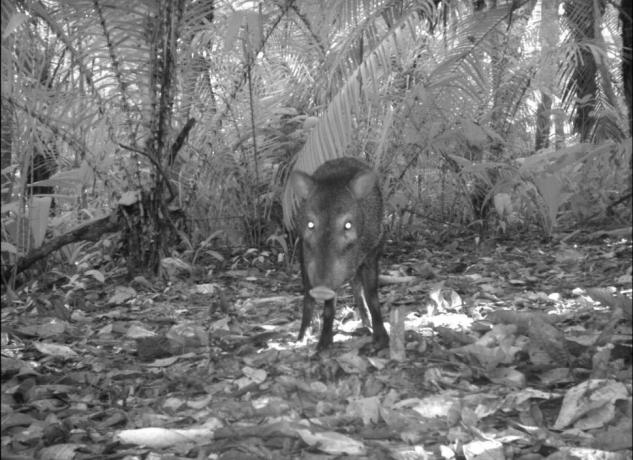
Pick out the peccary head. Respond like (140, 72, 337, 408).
(290, 157, 383, 302)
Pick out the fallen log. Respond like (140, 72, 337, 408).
(3, 213, 120, 282)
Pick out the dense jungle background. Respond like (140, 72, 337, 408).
(1, 0, 631, 459)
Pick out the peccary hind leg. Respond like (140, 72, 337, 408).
(352, 276, 371, 329)
(298, 294, 316, 341)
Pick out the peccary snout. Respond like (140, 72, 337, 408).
(309, 286, 336, 301)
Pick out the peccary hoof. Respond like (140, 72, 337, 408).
(373, 333, 390, 350)
(316, 331, 334, 351)
(359, 334, 389, 355)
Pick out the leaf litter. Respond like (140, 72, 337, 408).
(1, 231, 631, 459)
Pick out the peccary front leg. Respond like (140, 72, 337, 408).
(317, 297, 336, 350)
(359, 256, 389, 349)
(298, 243, 317, 342)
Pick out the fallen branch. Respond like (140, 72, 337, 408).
(3, 213, 120, 282)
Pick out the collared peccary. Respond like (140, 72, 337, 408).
(289, 157, 389, 351)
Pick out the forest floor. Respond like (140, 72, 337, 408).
(1, 226, 632, 459)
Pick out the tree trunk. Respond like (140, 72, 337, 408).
(536, 0, 559, 151)
(123, 0, 186, 275)
(1, 2, 15, 204)
(621, 2, 632, 190)
(554, 111, 565, 150)
(564, 0, 603, 142)
(535, 93, 552, 150)
(622, 4, 632, 137)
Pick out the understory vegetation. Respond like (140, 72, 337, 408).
(1, 1, 631, 459)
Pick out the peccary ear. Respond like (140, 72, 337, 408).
(349, 170, 377, 199)
(290, 170, 314, 199)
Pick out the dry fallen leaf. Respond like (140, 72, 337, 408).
(553, 379, 629, 430)
(294, 428, 366, 455)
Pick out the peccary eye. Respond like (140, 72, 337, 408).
(344, 221, 352, 230)
(307, 221, 315, 230)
